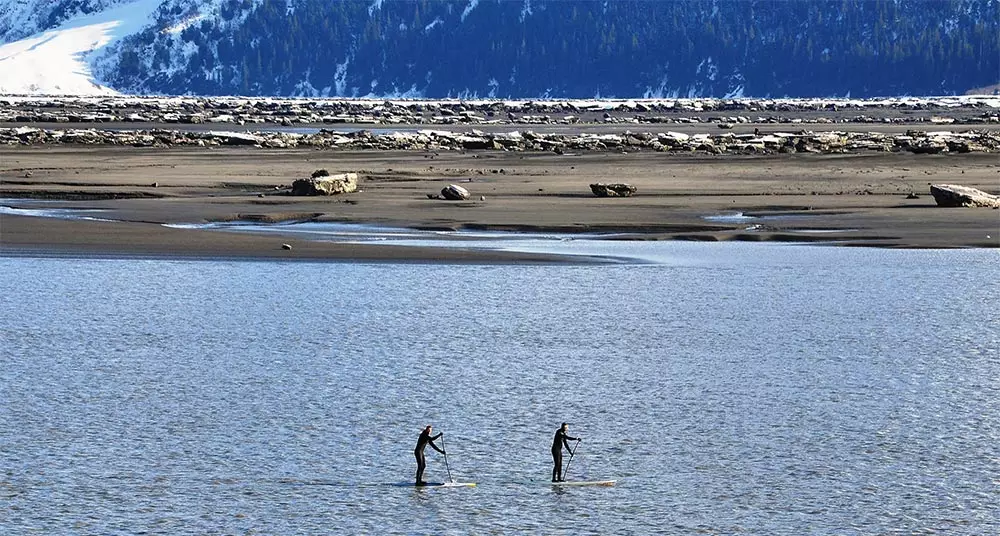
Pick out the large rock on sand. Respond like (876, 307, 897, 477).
(441, 184, 471, 200)
(929, 184, 1000, 208)
(590, 183, 637, 197)
(291, 172, 358, 195)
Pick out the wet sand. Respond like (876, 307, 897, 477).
(2, 143, 999, 261)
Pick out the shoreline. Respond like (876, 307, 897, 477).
(0, 214, 598, 264)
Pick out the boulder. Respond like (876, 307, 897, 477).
(590, 183, 637, 197)
(929, 184, 1000, 208)
(440, 184, 471, 200)
(908, 140, 948, 154)
(291, 172, 358, 196)
(456, 136, 496, 150)
(208, 131, 261, 146)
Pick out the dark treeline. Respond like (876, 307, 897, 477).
(103, 0, 1000, 97)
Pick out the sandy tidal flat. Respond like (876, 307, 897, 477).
(1, 144, 998, 260)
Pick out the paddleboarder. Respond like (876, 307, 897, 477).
(414, 425, 446, 486)
(551, 422, 579, 482)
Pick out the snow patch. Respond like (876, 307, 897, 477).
(293, 78, 320, 98)
(333, 55, 350, 96)
(696, 57, 718, 82)
(161, 14, 205, 35)
(424, 17, 443, 32)
(642, 72, 681, 100)
(723, 85, 745, 99)
(461, 0, 479, 22)
(364, 84, 424, 99)
(520, 0, 533, 22)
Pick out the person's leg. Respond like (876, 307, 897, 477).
(552, 450, 562, 482)
(415, 451, 426, 484)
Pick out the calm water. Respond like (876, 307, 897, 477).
(1, 243, 998, 535)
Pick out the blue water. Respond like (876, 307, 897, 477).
(1, 244, 998, 535)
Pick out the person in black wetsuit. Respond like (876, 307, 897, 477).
(414, 425, 445, 485)
(551, 422, 579, 482)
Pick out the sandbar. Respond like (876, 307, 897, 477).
(2, 139, 998, 262)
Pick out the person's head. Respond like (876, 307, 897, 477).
(425, 425, 432, 433)
(561, 422, 568, 431)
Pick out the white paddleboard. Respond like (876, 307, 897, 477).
(394, 482, 476, 488)
(551, 480, 617, 487)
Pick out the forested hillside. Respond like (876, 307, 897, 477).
(68, 0, 1000, 97)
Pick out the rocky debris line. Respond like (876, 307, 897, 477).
(291, 172, 358, 195)
(2, 127, 999, 155)
(929, 184, 1000, 208)
(590, 183, 638, 197)
(1, 97, 998, 127)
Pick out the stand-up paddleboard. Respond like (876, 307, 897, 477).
(392, 482, 476, 488)
(551, 480, 617, 487)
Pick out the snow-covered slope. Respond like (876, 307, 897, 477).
(0, 0, 148, 43)
(0, 0, 160, 95)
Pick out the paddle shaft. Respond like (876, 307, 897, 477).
(441, 434, 454, 483)
(563, 439, 581, 480)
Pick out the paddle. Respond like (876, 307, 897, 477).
(440, 433, 455, 483)
(563, 439, 581, 481)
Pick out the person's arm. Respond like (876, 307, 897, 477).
(430, 433, 445, 454)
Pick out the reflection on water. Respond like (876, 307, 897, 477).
(164, 219, 863, 263)
(165, 220, 648, 262)
(703, 212, 857, 234)
(0, 200, 112, 222)
(1, 246, 998, 534)
(1, 198, 863, 256)
(703, 211, 759, 223)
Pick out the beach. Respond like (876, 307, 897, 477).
(2, 124, 999, 260)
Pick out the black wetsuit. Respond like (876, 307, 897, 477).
(414, 429, 444, 485)
(551, 428, 579, 482)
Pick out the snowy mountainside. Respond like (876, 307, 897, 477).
(0, 0, 164, 94)
(0, 0, 138, 42)
(0, 0, 258, 95)
(91, 0, 262, 89)
(1, 0, 998, 98)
